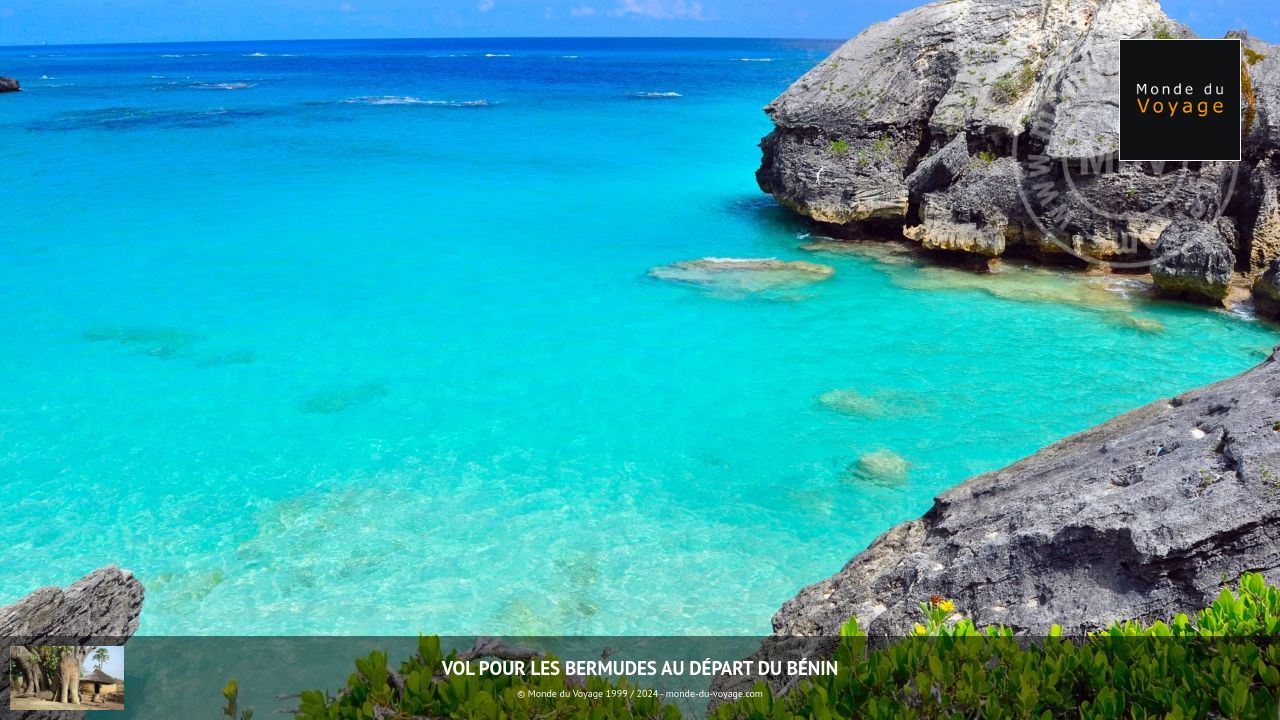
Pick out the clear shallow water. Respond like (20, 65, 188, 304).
(0, 38, 1275, 636)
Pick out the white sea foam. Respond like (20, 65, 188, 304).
(736, 57, 774, 62)
(700, 256, 779, 263)
(244, 52, 270, 57)
(342, 96, 492, 107)
(196, 82, 255, 90)
(484, 53, 512, 57)
(628, 91, 682, 98)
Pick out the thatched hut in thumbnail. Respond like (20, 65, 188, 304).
(78, 668, 122, 700)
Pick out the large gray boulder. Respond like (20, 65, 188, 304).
(711, 347, 1280, 704)
(1150, 221, 1238, 303)
(756, 0, 1280, 299)
(1, 567, 144, 720)
(1254, 258, 1280, 317)
(773, 346, 1280, 637)
(0, 77, 18, 93)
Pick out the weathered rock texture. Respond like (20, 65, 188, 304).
(756, 0, 1280, 311)
(1255, 258, 1280, 316)
(1, 567, 144, 720)
(785, 347, 1280, 636)
(713, 347, 1280, 703)
(0, 77, 18, 93)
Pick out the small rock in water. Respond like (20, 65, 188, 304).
(848, 449, 910, 486)
(300, 382, 389, 414)
(648, 257, 835, 295)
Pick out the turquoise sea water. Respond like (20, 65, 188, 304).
(0, 38, 1275, 636)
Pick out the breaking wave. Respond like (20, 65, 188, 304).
(341, 96, 493, 107)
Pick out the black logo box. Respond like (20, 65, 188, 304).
(1119, 38, 1241, 162)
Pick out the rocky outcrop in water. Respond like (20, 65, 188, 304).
(713, 345, 1280, 702)
(0, 77, 18, 93)
(772, 345, 1280, 637)
(1, 567, 144, 720)
(755, 0, 1280, 311)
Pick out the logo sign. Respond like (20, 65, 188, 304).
(1119, 38, 1241, 162)
(1013, 37, 1244, 268)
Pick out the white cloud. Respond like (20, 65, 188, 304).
(607, 0, 704, 20)
(476, 0, 495, 11)
(570, 5, 597, 16)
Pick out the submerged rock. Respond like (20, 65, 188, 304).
(648, 258, 835, 294)
(817, 388, 934, 418)
(300, 382, 389, 414)
(82, 325, 205, 357)
(0, 76, 18, 93)
(754, 0, 1280, 303)
(848, 449, 910, 486)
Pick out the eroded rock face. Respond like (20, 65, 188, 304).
(1254, 259, 1280, 317)
(777, 347, 1280, 636)
(1, 567, 144, 720)
(756, 0, 1280, 303)
(1150, 221, 1238, 303)
(714, 347, 1280, 703)
(0, 77, 18, 93)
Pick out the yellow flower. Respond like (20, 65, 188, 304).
(936, 599, 956, 613)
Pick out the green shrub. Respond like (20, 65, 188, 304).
(828, 139, 850, 156)
(975, 150, 998, 165)
(991, 62, 1037, 104)
(285, 575, 1280, 719)
(222, 679, 255, 720)
(1244, 47, 1265, 66)
(713, 573, 1280, 719)
(1152, 21, 1175, 39)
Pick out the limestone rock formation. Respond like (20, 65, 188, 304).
(0, 77, 18, 93)
(755, 0, 1280, 306)
(782, 346, 1280, 636)
(714, 346, 1280, 703)
(1150, 221, 1238, 302)
(1254, 259, 1280, 316)
(1, 567, 144, 720)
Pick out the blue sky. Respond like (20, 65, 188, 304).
(0, 0, 1274, 46)
(81, 646, 125, 681)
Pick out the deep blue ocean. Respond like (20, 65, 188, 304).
(0, 38, 1275, 635)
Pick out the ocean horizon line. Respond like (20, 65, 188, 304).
(0, 35, 847, 52)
